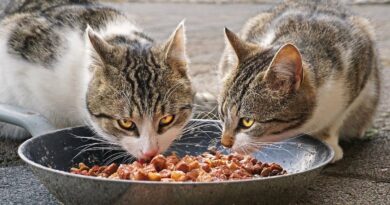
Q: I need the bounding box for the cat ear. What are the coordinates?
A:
[86,26,121,65]
[265,43,303,91]
[224,28,259,63]
[163,21,188,74]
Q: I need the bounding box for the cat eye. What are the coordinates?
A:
[240,118,255,129]
[117,119,136,130]
[159,115,175,126]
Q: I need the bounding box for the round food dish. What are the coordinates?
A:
[18,120,334,204]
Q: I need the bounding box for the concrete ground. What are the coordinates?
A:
[1,2,389,204]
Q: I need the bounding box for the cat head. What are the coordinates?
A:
[85,22,194,160]
[219,28,316,153]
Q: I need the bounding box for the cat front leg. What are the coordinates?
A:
[319,117,346,163]
[323,134,344,163]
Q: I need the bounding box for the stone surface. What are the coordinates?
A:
[298,175,390,204]
[0,166,58,204]
[0,1,389,204]
[323,135,390,183]
[0,140,22,167]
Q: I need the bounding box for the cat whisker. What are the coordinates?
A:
[123,155,136,164]
[181,128,221,136]
[181,129,217,138]
[168,145,187,154]
[248,139,316,152]
[181,123,222,133]
[175,135,205,141]
[247,142,304,158]
[181,124,211,131]
[172,142,209,147]
[185,124,222,133]
[71,133,124,161]
[72,144,123,161]
[76,143,114,151]
[71,133,120,147]
[263,145,296,158]
[72,134,112,144]
[104,152,130,165]
[194,106,219,120]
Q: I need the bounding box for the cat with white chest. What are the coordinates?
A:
[218,0,380,162]
[0,0,194,160]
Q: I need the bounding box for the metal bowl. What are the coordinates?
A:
[18,120,333,205]
[0,104,333,204]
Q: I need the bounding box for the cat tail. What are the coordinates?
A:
[194,92,219,120]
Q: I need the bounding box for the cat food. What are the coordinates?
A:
[70,152,287,182]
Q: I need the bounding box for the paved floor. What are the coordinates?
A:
[1,2,389,204]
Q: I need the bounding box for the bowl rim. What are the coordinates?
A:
[18,120,334,186]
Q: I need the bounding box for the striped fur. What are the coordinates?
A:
[218,0,380,162]
[0,0,194,160]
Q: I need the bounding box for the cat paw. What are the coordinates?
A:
[329,142,343,163]
[323,136,344,163]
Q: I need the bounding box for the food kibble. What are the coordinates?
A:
[70,152,287,182]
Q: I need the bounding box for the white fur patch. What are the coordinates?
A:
[96,19,151,46]
[0,29,88,137]
[232,132,251,152]
[259,30,275,47]
[0,18,138,139]
[98,18,139,37]
[301,77,348,135]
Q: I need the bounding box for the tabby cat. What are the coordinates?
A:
[218,0,380,162]
[0,0,194,160]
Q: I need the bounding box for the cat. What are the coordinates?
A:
[218,0,380,162]
[0,0,194,160]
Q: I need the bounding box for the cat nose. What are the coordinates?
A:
[221,134,234,148]
[142,149,159,158]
